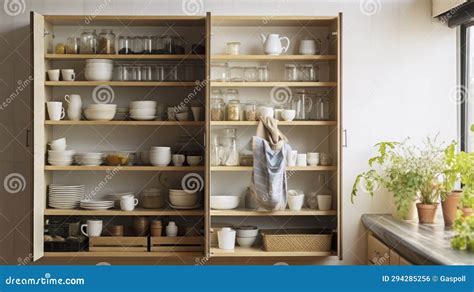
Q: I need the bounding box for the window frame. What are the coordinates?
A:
[460,24,470,152]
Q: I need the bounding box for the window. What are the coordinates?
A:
[461,25,474,152]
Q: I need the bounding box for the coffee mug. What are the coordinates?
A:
[296,154,307,167]
[120,196,139,211]
[80,220,103,237]
[172,154,185,166]
[46,102,65,121]
[287,150,297,167]
[187,155,202,166]
[61,69,75,81]
[47,69,60,81]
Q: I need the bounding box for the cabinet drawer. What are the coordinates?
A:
[367,233,390,265]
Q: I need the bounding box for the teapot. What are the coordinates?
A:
[260,33,290,55]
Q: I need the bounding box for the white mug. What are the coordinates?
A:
[317,195,332,211]
[296,153,307,167]
[47,69,60,81]
[46,102,65,121]
[120,196,139,211]
[172,154,185,166]
[187,155,202,166]
[61,69,75,81]
[81,220,102,237]
[307,152,320,166]
[287,150,298,167]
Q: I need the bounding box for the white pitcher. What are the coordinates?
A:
[64,94,82,121]
[260,33,290,55]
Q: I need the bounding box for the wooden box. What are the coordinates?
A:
[89,236,148,252]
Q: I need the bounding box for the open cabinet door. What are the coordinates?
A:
[204,11,211,258]
[31,11,45,261]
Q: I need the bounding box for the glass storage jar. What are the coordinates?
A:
[229,66,244,82]
[131,66,141,81]
[244,101,257,121]
[122,65,132,81]
[134,36,144,54]
[300,64,315,81]
[314,94,333,121]
[154,65,164,81]
[141,65,153,81]
[163,65,178,81]
[227,100,241,121]
[210,135,221,166]
[98,29,116,54]
[153,36,164,54]
[211,98,225,121]
[113,64,123,81]
[292,89,313,120]
[118,35,134,54]
[243,67,258,82]
[284,64,299,81]
[142,35,154,54]
[257,66,269,82]
[80,30,97,54]
[211,63,228,81]
[65,37,80,54]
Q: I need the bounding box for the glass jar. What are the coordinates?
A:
[142,35,154,54]
[219,128,239,166]
[134,36,144,54]
[229,66,244,82]
[80,30,97,54]
[98,29,116,54]
[118,35,134,54]
[113,64,123,81]
[210,135,221,166]
[227,100,241,121]
[211,98,225,121]
[211,63,228,81]
[153,36,164,54]
[131,65,141,81]
[65,37,80,54]
[122,65,132,81]
[141,65,153,81]
[226,42,241,55]
[292,89,313,120]
[243,67,258,82]
[161,35,173,54]
[163,65,178,81]
[244,101,257,121]
[300,64,315,81]
[315,94,333,121]
[284,64,299,81]
[257,66,269,82]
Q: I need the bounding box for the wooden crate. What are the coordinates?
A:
[150,236,204,252]
[89,236,148,252]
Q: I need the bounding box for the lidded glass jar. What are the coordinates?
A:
[257,66,269,82]
[134,36,144,54]
[211,97,225,121]
[300,64,315,81]
[229,66,244,82]
[142,35,154,54]
[80,30,97,54]
[211,63,228,81]
[118,35,134,54]
[98,29,116,54]
[65,37,80,54]
[284,64,299,81]
[153,36,164,54]
[244,100,257,121]
[227,100,241,121]
[243,67,258,82]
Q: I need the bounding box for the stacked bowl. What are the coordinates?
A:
[84,104,117,121]
[48,150,76,166]
[150,146,171,166]
[236,226,258,247]
[74,152,104,166]
[85,59,113,81]
[129,101,157,121]
[169,189,199,209]
[48,184,85,209]
[49,138,66,150]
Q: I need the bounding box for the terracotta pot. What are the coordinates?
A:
[462,207,473,217]
[416,203,438,224]
[441,191,462,226]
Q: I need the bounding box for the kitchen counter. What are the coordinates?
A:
[361,214,473,265]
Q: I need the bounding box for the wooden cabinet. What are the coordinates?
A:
[31,13,342,262]
[367,233,412,266]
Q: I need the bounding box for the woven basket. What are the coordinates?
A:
[261,229,333,252]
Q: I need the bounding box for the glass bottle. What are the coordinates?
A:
[80,30,97,54]
[98,29,116,54]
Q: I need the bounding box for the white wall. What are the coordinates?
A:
[0,0,457,264]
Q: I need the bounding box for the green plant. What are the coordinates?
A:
[451,211,474,251]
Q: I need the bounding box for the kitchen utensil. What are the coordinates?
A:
[64,94,82,121]
[61,69,75,81]
[46,102,65,121]
[261,33,290,55]
[166,221,178,237]
[172,154,185,166]
[307,152,320,166]
[217,227,236,250]
[226,42,241,55]
[317,195,332,211]
[210,196,239,210]
[80,220,102,237]
[47,69,60,81]
[120,196,139,211]
[296,153,307,166]
[186,155,202,166]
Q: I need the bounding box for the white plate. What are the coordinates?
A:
[80,206,114,210]
[49,185,85,188]
[130,115,156,121]
[168,203,202,210]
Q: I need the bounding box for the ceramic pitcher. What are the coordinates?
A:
[260,33,290,55]
[64,94,82,121]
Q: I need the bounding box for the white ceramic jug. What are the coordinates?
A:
[260,34,290,55]
[64,94,82,121]
[217,227,236,250]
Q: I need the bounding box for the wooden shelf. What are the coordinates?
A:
[211,16,337,26]
[211,55,336,61]
[210,209,337,216]
[45,81,199,87]
[45,208,203,216]
[44,15,206,26]
[45,165,204,171]
[211,166,336,172]
[46,54,204,60]
[210,81,337,87]
[45,120,205,126]
[44,251,202,258]
[210,247,334,257]
[211,121,336,126]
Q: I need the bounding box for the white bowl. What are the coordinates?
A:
[130,115,156,121]
[129,108,156,116]
[48,150,76,156]
[86,59,113,65]
[210,196,240,210]
[87,104,117,110]
[130,101,157,109]
[85,70,113,81]
[50,138,66,146]
[236,236,257,247]
[85,65,113,71]
[169,192,198,207]
[76,152,104,159]
[48,160,73,166]
[150,156,171,166]
[84,108,115,121]
[236,227,259,238]
[176,112,189,121]
[49,144,67,151]
[281,109,296,121]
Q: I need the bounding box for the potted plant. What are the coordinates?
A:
[440,143,462,226]
[451,211,474,251]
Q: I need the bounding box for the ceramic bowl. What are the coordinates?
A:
[50,138,66,146]
[86,59,113,65]
[210,196,239,210]
[175,112,189,121]
[169,191,198,207]
[84,108,116,121]
[236,236,257,247]
[85,69,113,81]
[288,194,305,211]
[130,101,157,109]
[87,104,117,110]
[281,109,296,121]
[236,226,259,238]
[129,108,156,116]
[49,143,67,151]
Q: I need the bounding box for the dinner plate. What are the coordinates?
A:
[130,115,156,121]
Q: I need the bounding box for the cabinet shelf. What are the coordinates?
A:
[210,247,334,257]
[210,209,337,216]
[44,251,202,258]
[211,55,336,61]
[45,120,205,126]
[45,81,200,87]
[44,166,204,171]
[210,81,337,88]
[45,54,204,60]
[210,166,336,172]
[44,208,203,216]
[210,121,336,126]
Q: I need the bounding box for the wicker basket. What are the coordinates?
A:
[261,229,333,252]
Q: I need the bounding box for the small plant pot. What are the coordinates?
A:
[416,203,438,224]
[462,207,473,218]
[441,191,462,227]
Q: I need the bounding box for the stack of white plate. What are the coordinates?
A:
[48,184,85,209]
[48,150,76,166]
[84,104,117,121]
[85,59,113,81]
[80,199,114,210]
[74,152,104,166]
[129,101,157,121]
